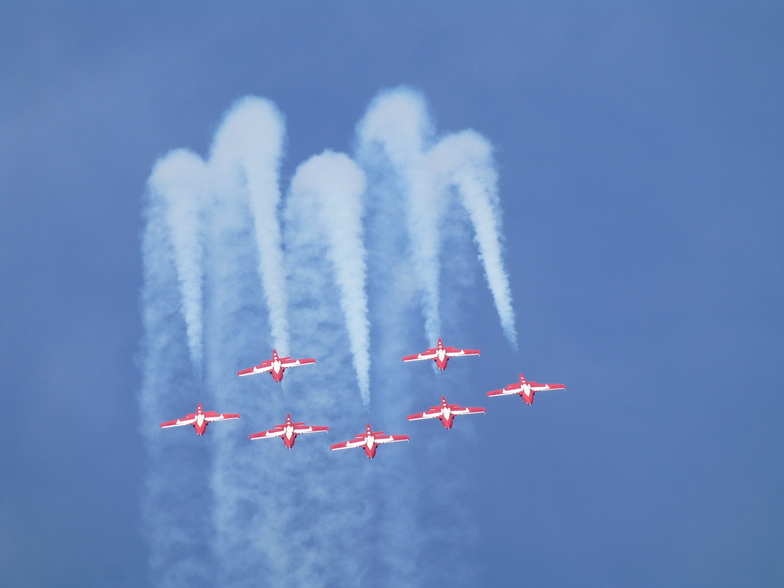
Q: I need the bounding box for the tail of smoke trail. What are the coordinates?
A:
[429,131,518,346]
[139,182,218,587]
[208,96,290,353]
[289,150,371,403]
[148,149,209,376]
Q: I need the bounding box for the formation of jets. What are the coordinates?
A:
[160,338,567,459]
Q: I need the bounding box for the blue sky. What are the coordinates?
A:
[2,2,783,587]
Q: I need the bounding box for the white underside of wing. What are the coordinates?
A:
[405,353,436,362]
[333,439,365,450]
[294,426,327,434]
[162,418,196,428]
[409,411,441,421]
[492,387,522,396]
[375,436,406,444]
[532,384,561,392]
[205,414,239,422]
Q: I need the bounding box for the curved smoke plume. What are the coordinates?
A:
[288,150,371,403]
[209,96,289,353]
[357,87,517,346]
[148,149,209,375]
[429,130,517,346]
[357,89,444,343]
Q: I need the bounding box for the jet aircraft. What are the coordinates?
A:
[160,403,240,436]
[330,424,409,459]
[237,349,316,383]
[407,395,485,429]
[249,414,329,448]
[486,373,566,405]
[402,338,480,371]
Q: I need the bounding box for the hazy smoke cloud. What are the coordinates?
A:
[139,89,516,587]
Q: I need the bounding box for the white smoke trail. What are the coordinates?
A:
[289,150,371,403]
[148,149,209,375]
[208,96,289,353]
[429,131,518,346]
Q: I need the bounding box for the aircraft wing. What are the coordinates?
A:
[237,361,273,377]
[486,383,523,397]
[203,412,240,422]
[280,358,316,369]
[407,408,443,421]
[374,434,410,444]
[160,415,196,428]
[530,382,566,392]
[444,347,481,358]
[250,426,285,440]
[293,424,329,435]
[402,348,438,362]
[330,438,367,451]
[451,406,486,416]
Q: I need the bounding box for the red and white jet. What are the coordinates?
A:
[249,414,329,448]
[407,395,486,429]
[330,424,409,459]
[402,338,480,371]
[160,403,240,436]
[237,349,316,383]
[486,373,566,405]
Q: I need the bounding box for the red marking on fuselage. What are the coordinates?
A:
[519,374,535,405]
[363,424,378,459]
[282,414,296,448]
[439,397,454,428]
[194,403,208,435]
[270,349,285,382]
[435,338,449,370]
